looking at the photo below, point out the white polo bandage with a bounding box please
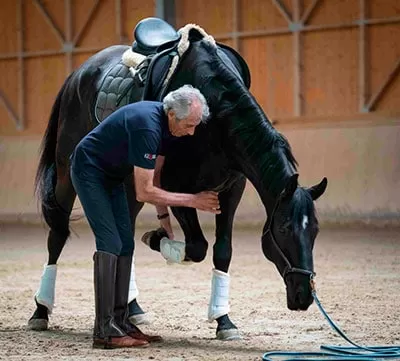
[128,257,139,303]
[208,268,230,322]
[35,264,57,314]
[160,237,186,264]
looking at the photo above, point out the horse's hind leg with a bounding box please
[28,167,76,331]
[210,175,246,340]
[123,174,149,325]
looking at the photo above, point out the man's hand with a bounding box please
[192,191,220,214]
[160,217,175,239]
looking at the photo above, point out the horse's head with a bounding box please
[261,174,327,311]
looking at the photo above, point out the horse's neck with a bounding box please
[228,130,295,215]
[243,161,293,215]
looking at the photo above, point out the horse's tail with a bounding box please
[35,74,72,201]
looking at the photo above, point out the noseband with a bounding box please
[262,192,315,281]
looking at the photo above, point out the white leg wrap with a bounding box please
[35,264,57,314]
[208,268,230,322]
[160,237,186,264]
[128,257,139,303]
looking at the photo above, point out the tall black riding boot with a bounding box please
[115,255,162,343]
[93,251,148,349]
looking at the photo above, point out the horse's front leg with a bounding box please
[141,206,208,264]
[209,175,246,340]
[171,207,208,263]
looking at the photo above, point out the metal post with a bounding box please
[115,0,123,43]
[293,0,301,116]
[359,0,368,112]
[17,0,24,130]
[232,0,239,51]
[155,0,164,19]
[65,0,73,75]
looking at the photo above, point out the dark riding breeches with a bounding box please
[70,167,134,256]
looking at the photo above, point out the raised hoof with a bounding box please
[166,259,194,266]
[216,328,242,341]
[129,313,150,326]
[28,318,48,331]
[141,228,168,251]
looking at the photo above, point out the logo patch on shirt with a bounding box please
[144,153,157,160]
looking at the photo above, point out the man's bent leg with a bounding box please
[70,170,148,348]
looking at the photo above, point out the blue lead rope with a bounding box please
[262,285,400,361]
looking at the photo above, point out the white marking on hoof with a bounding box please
[216,328,242,341]
[129,313,150,326]
[28,318,48,331]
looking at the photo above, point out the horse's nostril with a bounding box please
[295,289,307,305]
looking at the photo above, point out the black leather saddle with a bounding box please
[95,18,180,123]
[132,17,181,56]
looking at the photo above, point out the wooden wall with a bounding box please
[1,0,400,225]
[0,0,155,135]
[175,0,400,120]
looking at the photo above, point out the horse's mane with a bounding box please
[190,41,298,195]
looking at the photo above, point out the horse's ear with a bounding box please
[307,177,328,200]
[282,173,298,199]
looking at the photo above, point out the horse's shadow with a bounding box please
[22,328,271,354]
[150,335,270,354]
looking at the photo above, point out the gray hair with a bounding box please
[163,85,209,122]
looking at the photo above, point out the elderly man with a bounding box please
[70,85,220,349]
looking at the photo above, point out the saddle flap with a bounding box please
[94,62,137,123]
[132,17,181,56]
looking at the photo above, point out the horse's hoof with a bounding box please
[166,259,194,266]
[216,328,242,341]
[28,318,48,331]
[129,313,150,326]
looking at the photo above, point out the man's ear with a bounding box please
[167,110,175,120]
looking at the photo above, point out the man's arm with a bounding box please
[153,156,174,239]
[134,166,220,213]
[153,156,169,216]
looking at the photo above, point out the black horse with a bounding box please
[29,19,327,340]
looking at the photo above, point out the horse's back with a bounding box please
[56,45,131,164]
[70,45,130,100]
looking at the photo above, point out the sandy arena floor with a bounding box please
[0,224,399,360]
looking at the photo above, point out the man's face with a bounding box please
[168,102,202,137]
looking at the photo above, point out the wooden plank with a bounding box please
[122,0,155,43]
[239,0,287,31]
[369,0,400,18]
[24,0,62,51]
[175,0,233,34]
[241,35,294,118]
[0,59,21,134]
[273,111,400,129]
[25,56,65,134]
[0,2,17,53]
[307,0,359,25]
[303,29,359,116]
[368,24,400,111]
[73,0,116,48]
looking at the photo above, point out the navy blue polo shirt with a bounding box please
[71,101,172,180]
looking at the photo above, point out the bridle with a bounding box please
[262,191,316,281]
